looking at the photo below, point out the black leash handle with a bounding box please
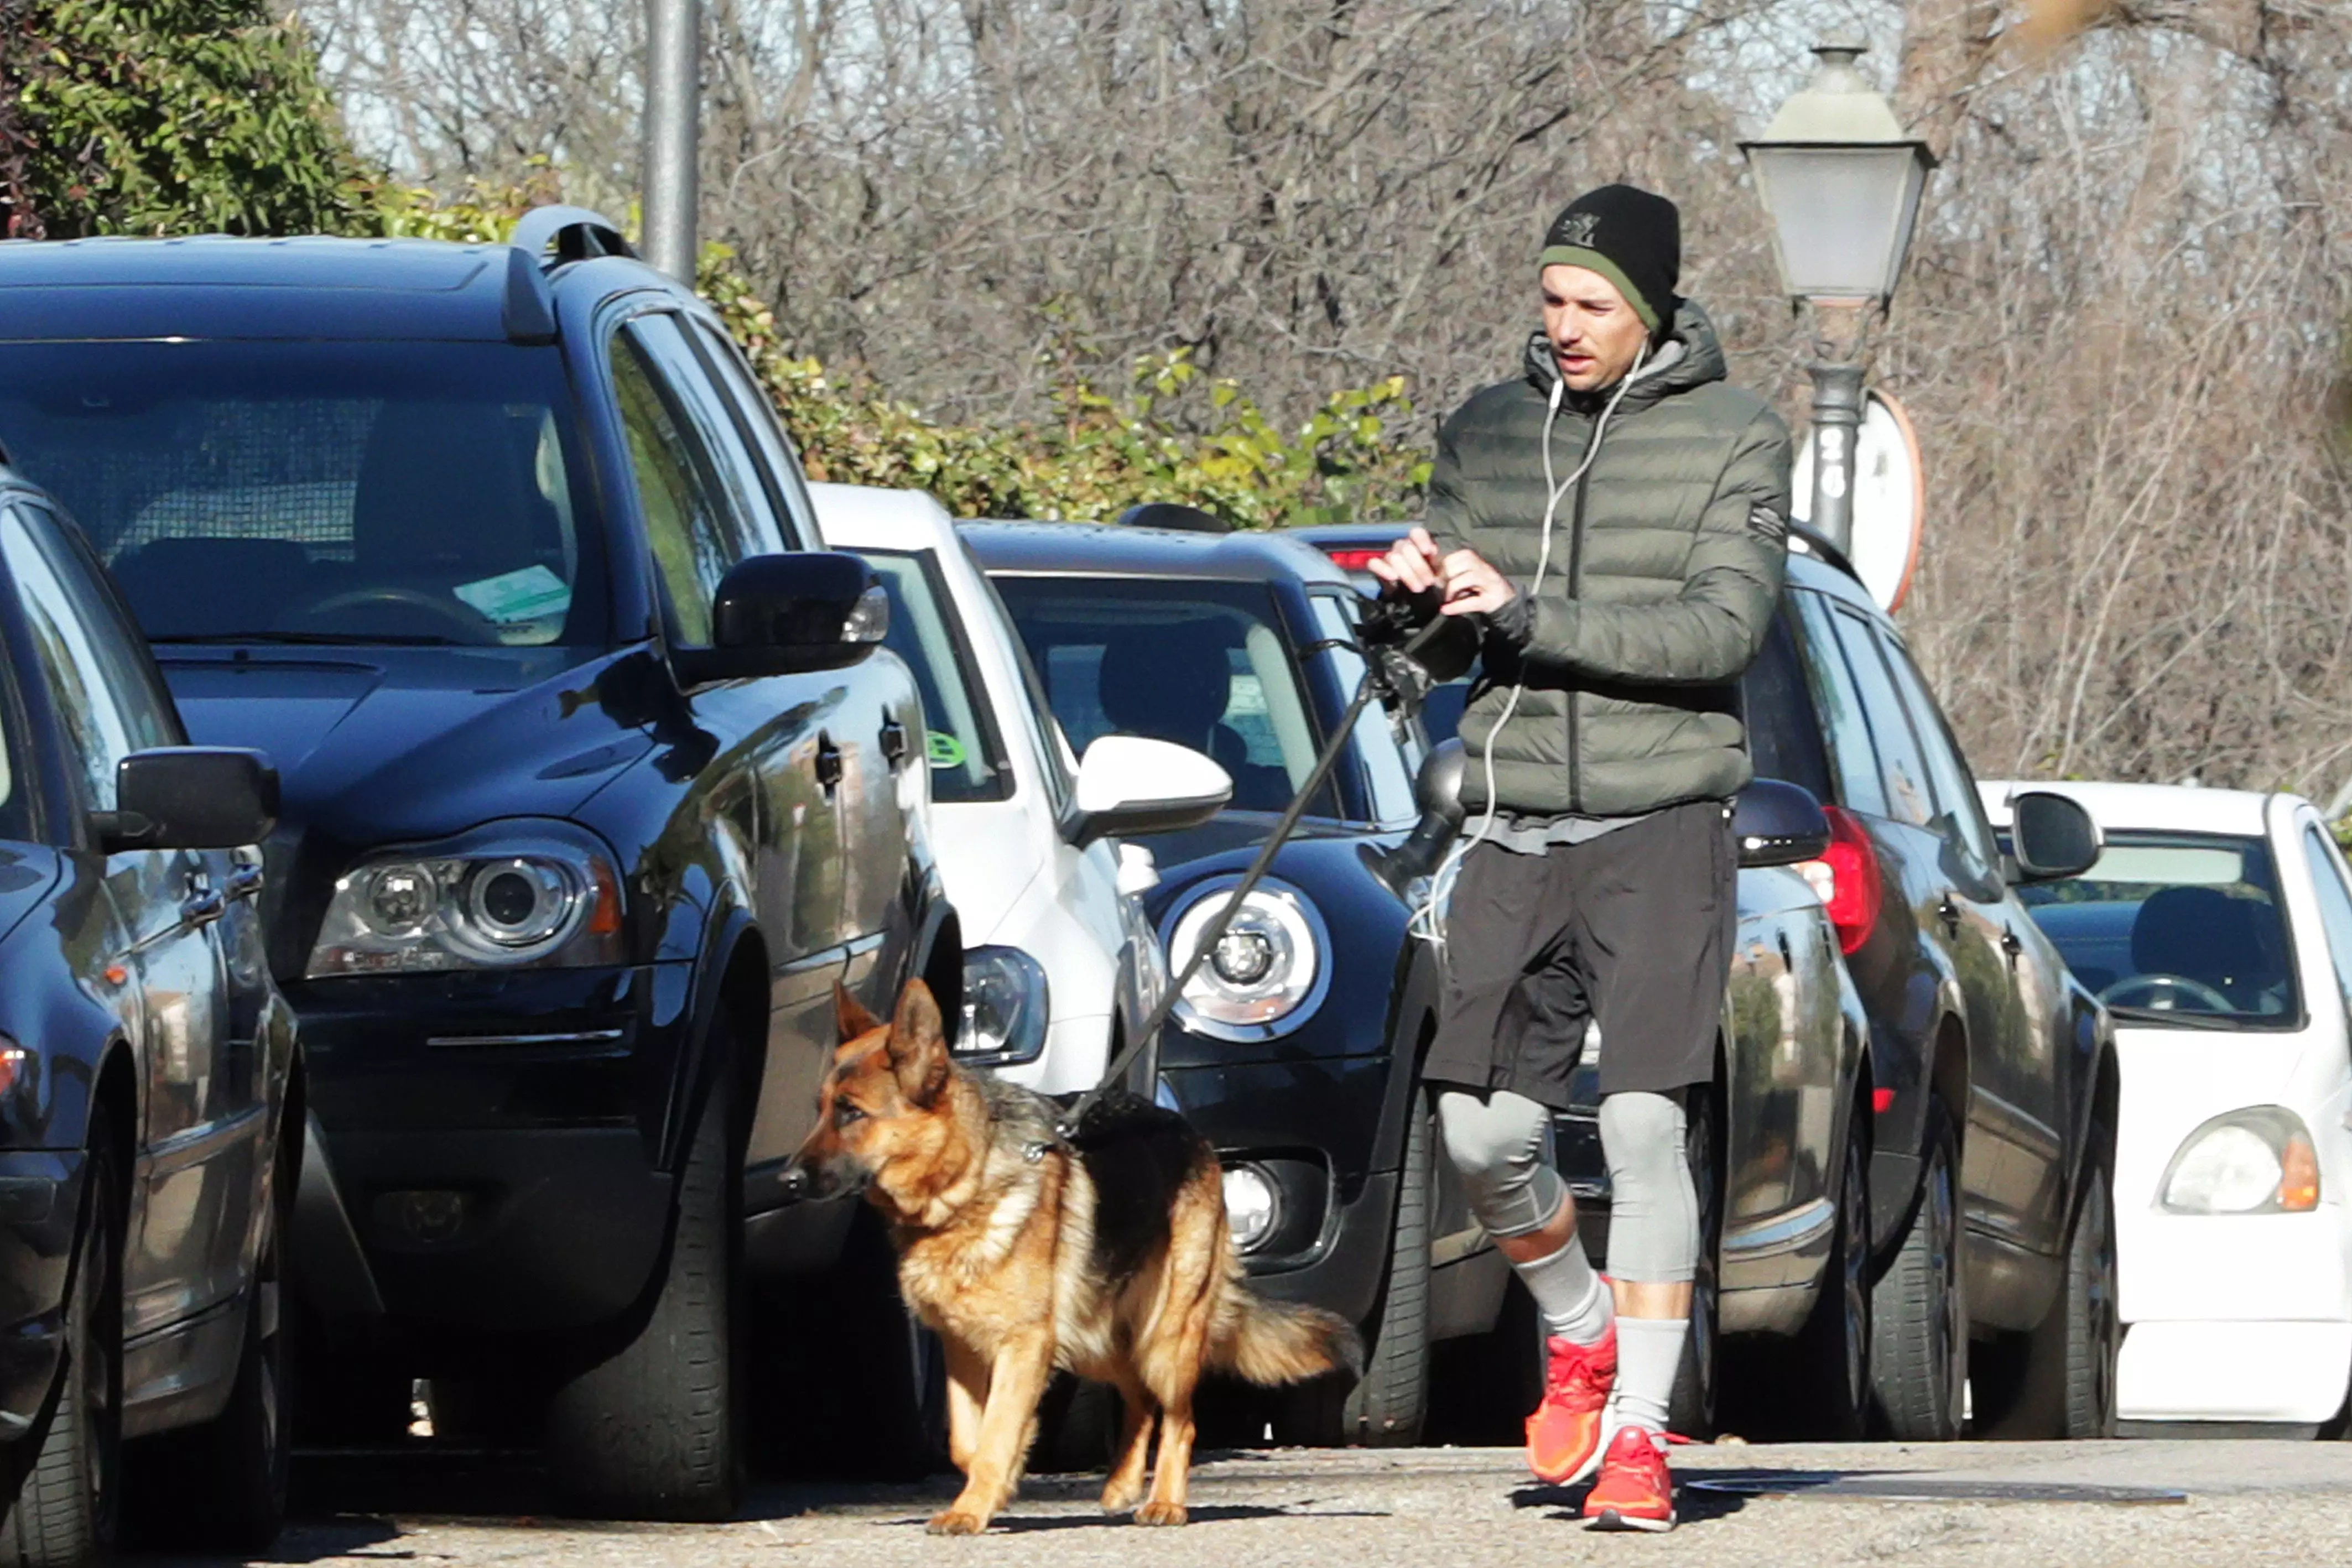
[1057,614,1450,1140]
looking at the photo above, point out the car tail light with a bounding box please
[1323,547,1387,572]
[1798,805,1883,956]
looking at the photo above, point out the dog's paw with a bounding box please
[1100,1483,1145,1515]
[927,1509,990,1536]
[1134,1502,1188,1528]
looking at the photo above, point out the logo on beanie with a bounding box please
[1552,211,1600,249]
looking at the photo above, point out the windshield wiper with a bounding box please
[149,631,461,647]
[2105,1005,2247,1032]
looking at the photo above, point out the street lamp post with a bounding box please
[643,0,700,283]
[1740,40,1935,556]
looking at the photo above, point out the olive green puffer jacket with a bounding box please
[1421,300,1792,817]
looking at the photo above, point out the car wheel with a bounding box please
[1275,1095,1432,1447]
[2,1132,123,1568]
[122,1121,296,1552]
[1980,1115,2119,1439]
[1667,1085,1721,1439]
[544,1068,741,1521]
[1796,1112,1872,1439]
[1869,1092,1967,1441]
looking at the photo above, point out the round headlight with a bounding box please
[464,858,579,949]
[1165,882,1328,1040]
[366,866,434,933]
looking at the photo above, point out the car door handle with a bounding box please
[2001,928,2025,967]
[879,715,910,769]
[227,864,265,903]
[814,732,844,793]
[1938,894,1964,935]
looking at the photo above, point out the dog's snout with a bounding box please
[778,1163,813,1202]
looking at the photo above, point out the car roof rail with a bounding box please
[510,205,636,268]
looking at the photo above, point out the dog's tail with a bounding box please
[1206,1275,1364,1388]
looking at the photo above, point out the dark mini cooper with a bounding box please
[0,214,960,1517]
[0,472,296,1562]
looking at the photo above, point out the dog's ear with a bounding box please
[835,982,885,1046]
[887,978,951,1106]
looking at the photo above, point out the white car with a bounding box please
[813,483,1228,1093]
[1981,780,2352,1435]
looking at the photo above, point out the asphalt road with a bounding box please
[124,1439,2352,1567]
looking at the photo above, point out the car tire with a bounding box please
[2,1132,123,1568]
[544,1070,740,1521]
[1667,1084,1722,1439]
[1980,1115,2120,1440]
[1796,1112,1872,1440]
[1869,1092,1967,1441]
[122,1121,296,1553]
[1274,1095,1432,1447]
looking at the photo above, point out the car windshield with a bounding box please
[860,549,1009,804]
[0,340,605,648]
[988,575,1330,815]
[2015,832,2301,1029]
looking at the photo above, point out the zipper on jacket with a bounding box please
[1563,435,1595,813]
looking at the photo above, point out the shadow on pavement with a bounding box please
[1510,1479,1752,1528]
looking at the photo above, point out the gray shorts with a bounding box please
[1423,799,1734,1109]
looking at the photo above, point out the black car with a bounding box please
[1751,536,2114,1440]
[0,471,296,1562]
[0,213,960,1517]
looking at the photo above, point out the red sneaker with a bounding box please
[1524,1323,1615,1485]
[1581,1425,1675,1533]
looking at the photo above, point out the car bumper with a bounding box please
[285,963,688,1338]
[0,1151,84,1444]
[1160,1054,1400,1327]
[2118,1320,2351,1425]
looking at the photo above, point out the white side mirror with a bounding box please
[1070,735,1231,847]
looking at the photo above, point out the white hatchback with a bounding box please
[1981,780,2352,1435]
[814,483,1229,1093]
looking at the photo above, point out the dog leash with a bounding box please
[1053,612,1452,1143]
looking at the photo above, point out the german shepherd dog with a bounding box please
[789,980,1361,1534]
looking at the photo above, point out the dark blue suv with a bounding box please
[0,212,961,1518]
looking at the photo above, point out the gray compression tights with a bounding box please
[1434,1087,1698,1284]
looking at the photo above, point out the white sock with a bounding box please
[1515,1234,1612,1345]
[1607,1315,1686,1437]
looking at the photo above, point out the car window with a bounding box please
[0,339,604,648]
[989,575,1337,817]
[2301,827,2352,1014]
[2,503,173,812]
[621,314,779,558]
[2018,831,2299,1029]
[1871,626,2002,871]
[965,541,1073,817]
[1739,611,1833,804]
[860,549,1011,804]
[23,503,184,751]
[688,319,823,551]
[1824,606,1935,828]
[1789,592,1888,818]
[610,327,742,647]
[1309,591,1418,824]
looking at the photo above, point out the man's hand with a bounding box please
[1367,526,1444,595]
[1437,549,1517,617]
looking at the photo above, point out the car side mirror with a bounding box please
[2008,789,2101,883]
[672,551,888,685]
[1068,736,1231,847]
[97,748,278,853]
[1732,777,1831,868]
[1362,739,1465,900]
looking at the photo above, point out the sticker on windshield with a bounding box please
[454,565,571,626]
[927,731,968,769]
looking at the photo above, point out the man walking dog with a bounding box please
[1372,184,1791,1532]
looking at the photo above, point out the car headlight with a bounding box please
[1163,879,1329,1041]
[958,945,1049,1065]
[306,822,625,977]
[2159,1106,2321,1214]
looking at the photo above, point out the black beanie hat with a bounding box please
[1538,184,1681,338]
